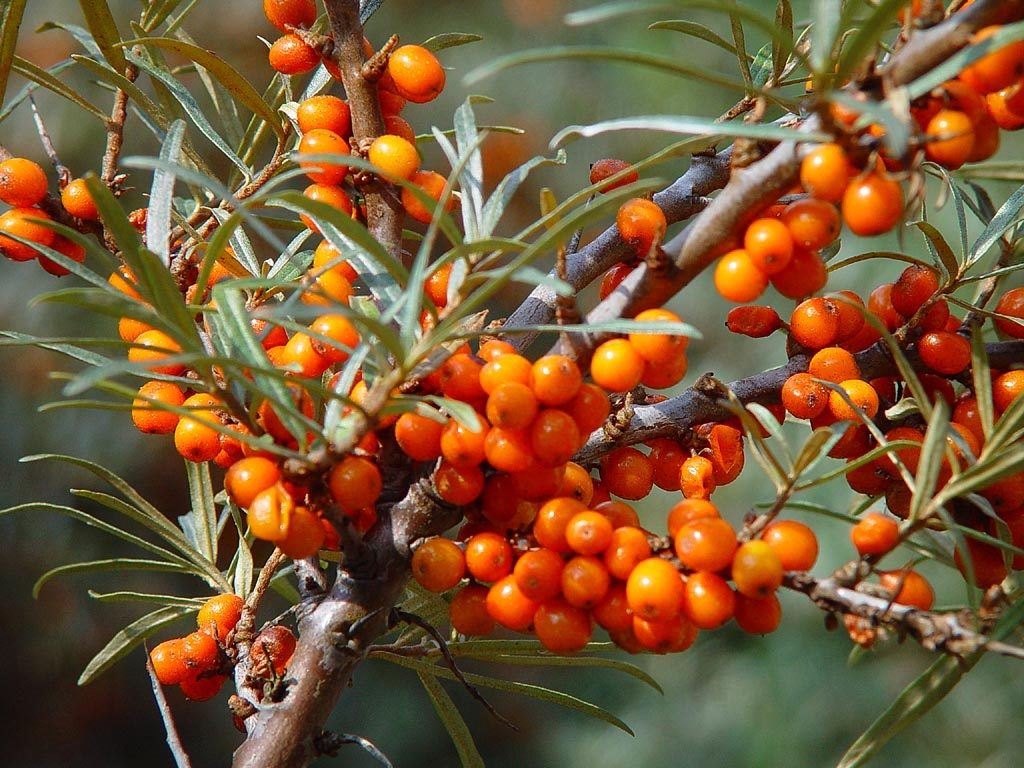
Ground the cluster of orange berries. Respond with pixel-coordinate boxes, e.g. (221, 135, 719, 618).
(151, 593, 298, 701)
(0, 156, 98, 274)
(413, 498, 823, 653)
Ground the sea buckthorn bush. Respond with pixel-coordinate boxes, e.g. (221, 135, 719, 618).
(5, 1, 1024, 767)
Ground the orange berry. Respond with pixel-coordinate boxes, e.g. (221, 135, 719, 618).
(781, 198, 841, 250)
(714, 248, 769, 303)
(268, 33, 319, 75)
(486, 575, 539, 631)
(628, 307, 689, 363)
(0, 206, 55, 261)
(960, 26, 1024, 94)
(530, 409, 580, 466)
(603, 525, 652, 580)
(808, 346, 861, 383)
(423, 262, 452, 309)
(296, 95, 351, 137)
(312, 240, 358, 281)
(480, 352, 532, 394)
(298, 129, 351, 185)
(590, 338, 644, 392)
(368, 134, 421, 182)
(225, 457, 282, 508)
(760, 520, 818, 571)
(565, 383, 611, 436)
(394, 411, 444, 462)
(263, 0, 316, 32)
(770, 247, 828, 299)
(674, 517, 737, 573)
(593, 583, 633, 632)
(842, 172, 903, 237)
(667, 499, 720, 537)
(600, 446, 654, 500)
(679, 455, 717, 500)
(800, 143, 851, 203)
(483, 426, 534, 473)
(277, 505, 325, 558)
(174, 413, 221, 463)
(790, 297, 841, 350)
(440, 353, 486, 401)
(782, 372, 829, 419)
(465, 532, 514, 583)
(557, 464, 595, 506)
(891, 264, 940, 317)
(561, 554, 611, 609)
(726, 305, 783, 338)
(994, 370, 1024, 412)
(530, 355, 582, 406)
(387, 45, 445, 103)
(247, 483, 295, 542)
(38, 234, 86, 276)
(450, 584, 496, 636)
(514, 548, 565, 602)
(924, 109, 975, 169)
(731, 540, 783, 598)
(734, 592, 782, 634)
(879, 569, 934, 610)
(744, 217, 794, 275)
(485, 381, 537, 430)
(534, 497, 587, 553)
(626, 557, 684, 622)
(534, 597, 593, 652)
(994, 287, 1024, 337)
(402, 170, 453, 224)
(986, 87, 1024, 130)
(308, 314, 359, 364)
(412, 537, 466, 592)
(0, 157, 48, 208)
(151, 638, 190, 685)
(433, 461, 485, 506)
(196, 594, 244, 642)
(564, 511, 614, 556)
(616, 197, 666, 256)
(632, 614, 698, 653)
(850, 512, 900, 557)
(681, 571, 735, 629)
(593, 499, 640, 529)
(705, 423, 744, 486)
(829, 379, 880, 421)
(131, 380, 185, 434)
(301, 183, 354, 233)
(328, 455, 382, 513)
(439, 418, 488, 469)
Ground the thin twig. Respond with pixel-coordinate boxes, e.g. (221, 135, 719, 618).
(28, 95, 70, 187)
(145, 644, 194, 768)
(314, 730, 395, 766)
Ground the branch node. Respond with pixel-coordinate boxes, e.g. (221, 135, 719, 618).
(361, 34, 399, 81)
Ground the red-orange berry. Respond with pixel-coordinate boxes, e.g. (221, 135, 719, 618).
(917, 331, 970, 375)
(433, 461, 485, 506)
(534, 597, 594, 652)
(514, 548, 565, 602)
(682, 571, 736, 629)
(196, 594, 244, 642)
(530, 409, 580, 466)
(879, 569, 934, 610)
(263, 0, 316, 32)
(465, 532, 514, 583)
(534, 497, 587, 552)
(394, 411, 444, 462)
(726, 305, 783, 338)
(485, 381, 537, 430)
(268, 34, 319, 75)
(616, 198, 666, 256)
(770, 247, 828, 299)
(731, 540, 784, 598)
(714, 248, 769, 303)
(626, 557, 685, 622)
(781, 198, 841, 250)
(0, 206, 55, 261)
(734, 592, 782, 634)
(402, 170, 453, 224)
(590, 158, 639, 192)
(486, 575, 539, 631)
(450, 584, 496, 636)
(790, 297, 841, 350)
(560, 555, 611, 609)
(674, 517, 737, 573)
(851, 512, 900, 557)
(564, 511, 614, 556)
(590, 338, 645, 392)
(600, 446, 654, 500)
(960, 26, 1024, 95)
(760, 520, 818, 571)
(251, 625, 297, 676)
(298, 129, 351, 185)
(328, 455, 382, 513)
(151, 638, 189, 685)
(225, 457, 282, 508)
(994, 287, 1024, 337)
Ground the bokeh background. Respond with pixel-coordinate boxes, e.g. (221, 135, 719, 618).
(2, 1, 1024, 766)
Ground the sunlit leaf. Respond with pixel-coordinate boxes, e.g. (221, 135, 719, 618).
(77, 0, 127, 73)
(79, 605, 194, 685)
(422, 33, 483, 52)
(33, 558, 191, 599)
(551, 115, 823, 148)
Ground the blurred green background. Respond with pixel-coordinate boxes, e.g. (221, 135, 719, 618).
(2, 1, 1024, 766)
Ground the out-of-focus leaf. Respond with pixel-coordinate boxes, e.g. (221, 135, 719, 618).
(33, 558, 191, 599)
(481, 150, 566, 238)
(969, 177, 1024, 268)
(773, 0, 793, 83)
(835, 0, 906, 82)
(79, 605, 194, 685)
(909, 20, 1024, 99)
(417, 673, 485, 768)
(551, 115, 823, 148)
(649, 19, 739, 56)
(811, 0, 840, 74)
(126, 36, 284, 138)
(11, 56, 107, 119)
(78, 0, 127, 72)
(0, 0, 26, 104)
(422, 33, 482, 52)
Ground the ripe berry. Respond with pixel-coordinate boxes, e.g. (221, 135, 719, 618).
(760, 520, 818, 571)
(514, 548, 564, 602)
(0, 157, 47, 208)
(180, 673, 227, 701)
(731, 540, 784, 598)
(599, 262, 635, 299)
(278, 506, 326, 559)
(450, 584, 496, 636)
(564, 511, 614, 556)
(298, 129, 350, 185)
(394, 411, 445, 462)
(402, 170, 453, 224)
(387, 45, 446, 103)
(770, 247, 828, 299)
(924, 109, 975, 169)
(196, 594, 244, 642)
(0, 207, 55, 261)
(714, 248, 769, 303)
(682, 571, 735, 629)
(993, 370, 1024, 412)
(782, 372, 828, 420)
(251, 625, 297, 676)
(790, 297, 841, 350)
(531, 355, 583, 406)
(744, 218, 794, 275)
(960, 26, 1024, 94)
(486, 381, 537, 430)
(592, 584, 633, 632)
(296, 95, 351, 137)
(679, 455, 716, 499)
(726, 305, 783, 338)
(891, 264, 940, 317)
(674, 517, 737, 572)
(734, 592, 782, 634)
(483, 427, 534, 473)
(616, 198, 666, 256)
(917, 331, 970, 375)
(590, 338, 644, 392)
(561, 555, 611, 609)
(328, 455, 382, 513)
(530, 409, 579, 466)
(800, 143, 851, 203)
(268, 34, 319, 75)
(225, 457, 282, 508)
(808, 346, 861, 383)
(263, 0, 316, 32)
(850, 512, 900, 557)
(994, 287, 1024, 337)
(534, 597, 593, 652)
(131, 380, 185, 434)
(647, 438, 686, 491)
(603, 525, 652, 580)
(368, 134, 421, 182)
(632, 614, 698, 653)
(628, 308, 689, 363)
(667, 498, 720, 537)
(486, 575, 539, 631)
(626, 557, 685, 622)
(590, 158, 638, 192)
(600, 446, 654, 500)
(879, 569, 934, 610)
(781, 198, 841, 250)
(465, 532, 514, 583)
(440, 353, 486, 401)
(829, 379, 880, 421)
(151, 638, 189, 685)
(412, 537, 466, 592)
(842, 172, 903, 237)
(433, 461, 485, 505)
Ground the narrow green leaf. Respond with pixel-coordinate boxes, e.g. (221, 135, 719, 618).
(837, 655, 968, 768)
(971, 325, 995, 442)
(552, 115, 823, 148)
(835, 0, 907, 83)
(969, 177, 1024, 268)
(480, 150, 567, 238)
(649, 19, 739, 56)
(126, 36, 283, 138)
(380, 653, 634, 735)
(33, 558, 191, 599)
(0, 0, 27, 104)
(146, 119, 186, 265)
(418, 673, 485, 768)
(79, 605, 194, 685)
(71, 488, 201, 560)
(908, 399, 951, 523)
(811, 0, 841, 74)
(82, 173, 144, 257)
(77, 0, 127, 73)
(184, 460, 218, 564)
(728, 5, 753, 91)
(791, 426, 836, 478)
(11, 55, 107, 120)
(773, 1, 793, 84)
(88, 589, 204, 607)
(422, 33, 482, 52)
(127, 51, 250, 174)
(911, 221, 959, 279)
(229, 502, 253, 596)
